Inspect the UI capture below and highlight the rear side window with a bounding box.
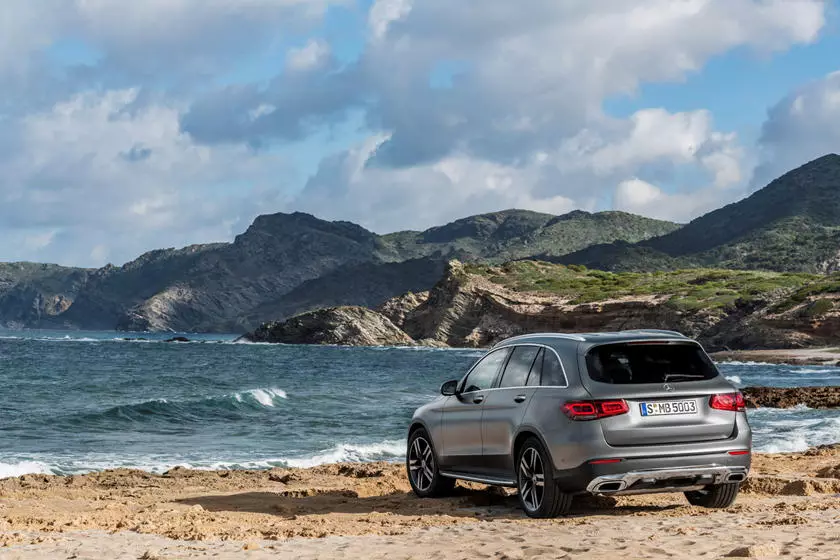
[586,343,718,384]
[540,350,567,386]
[462,348,511,393]
[526,348,544,386]
[499,346,540,388]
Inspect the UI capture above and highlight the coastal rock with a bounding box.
[377,291,429,327]
[742,386,840,409]
[244,306,414,346]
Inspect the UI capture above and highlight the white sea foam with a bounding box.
[0,439,408,477]
[795,368,837,374]
[235,387,287,407]
[282,439,406,468]
[0,460,54,479]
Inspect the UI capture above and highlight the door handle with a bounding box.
[514,395,527,403]
[472,395,485,404]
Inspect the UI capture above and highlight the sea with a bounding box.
[0,330,838,479]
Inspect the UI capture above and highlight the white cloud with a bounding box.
[286,39,331,71]
[294,135,577,233]
[0,0,833,266]
[0,89,290,266]
[753,70,840,186]
[295,106,744,230]
[613,178,726,222]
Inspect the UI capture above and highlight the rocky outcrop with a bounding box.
[377,291,429,327]
[243,306,415,346]
[742,386,840,409]
[377,261,840,350]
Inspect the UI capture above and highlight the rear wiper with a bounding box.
[663,373,706,381]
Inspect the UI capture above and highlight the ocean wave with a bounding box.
[0,460,54,478]
[282,440,405,468]
[751,410,839,453]
[0,439,407,478]
[65,387,289,427]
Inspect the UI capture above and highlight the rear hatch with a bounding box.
[579,341,737,446]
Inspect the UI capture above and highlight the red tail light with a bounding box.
[709,392,746,412]
[563,399,629,420]
[728,450,750,456]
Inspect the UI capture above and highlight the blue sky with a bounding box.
[1,0,839,267]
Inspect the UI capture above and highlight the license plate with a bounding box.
[640,400,697,416]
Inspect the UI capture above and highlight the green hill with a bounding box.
[560,154,840,272]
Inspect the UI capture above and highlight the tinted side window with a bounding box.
[499,346,540,388]
[525,348,544,386]
[462,348,510,393]
[541,350,567,386]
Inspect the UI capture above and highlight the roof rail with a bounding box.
[621,329,687,338]
[494,332,587,347]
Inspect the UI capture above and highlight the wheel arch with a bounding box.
[513,427,551,466]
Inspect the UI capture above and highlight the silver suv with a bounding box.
[406,330,751,518]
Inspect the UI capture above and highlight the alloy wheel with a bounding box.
[519,446,545,512]
[408,436,436,492]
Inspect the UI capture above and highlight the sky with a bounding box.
[2,0,840,268]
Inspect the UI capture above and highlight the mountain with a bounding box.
[560,154,840,272]
[379,209,679,263]
[0,209,675,332]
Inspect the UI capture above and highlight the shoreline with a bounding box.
[710,347,840,366]
[1,446,839,558]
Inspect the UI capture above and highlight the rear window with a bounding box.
[585,342,718,384]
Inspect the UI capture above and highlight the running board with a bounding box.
[439,470,517,487]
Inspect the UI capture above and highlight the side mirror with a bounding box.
[440,379,459,396]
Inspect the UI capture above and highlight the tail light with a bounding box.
[709,392,746,412]
[563,399,629,420]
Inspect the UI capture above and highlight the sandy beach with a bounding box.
[1,446,838,559]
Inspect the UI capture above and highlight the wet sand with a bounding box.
[1,446,839,559]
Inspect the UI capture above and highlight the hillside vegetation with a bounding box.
[468,261,840,314]
[560,154,840,273]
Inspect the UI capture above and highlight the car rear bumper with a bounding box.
[586,464,748,495]
[552,450,751,494]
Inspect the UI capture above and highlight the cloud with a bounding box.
[294,135,577,233]
[286,39,332,71]
[0,89,290,266]
[0,0,832,266]
[295,107,743,231]
[178,0,821,229]
[753,70,840,186]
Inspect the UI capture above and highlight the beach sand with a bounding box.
[1,446,839,559]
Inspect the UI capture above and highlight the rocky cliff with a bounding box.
[283,259,840,350]
[242,306,415,346]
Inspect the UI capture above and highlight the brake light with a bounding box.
[563,399,629,420]
[709,392,746,412]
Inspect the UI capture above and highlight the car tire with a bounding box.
[406,428,456,498]
[684,482,740,508]
[516,437,572,518]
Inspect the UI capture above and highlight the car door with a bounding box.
[438,347,511,473]
[481,345,543,477]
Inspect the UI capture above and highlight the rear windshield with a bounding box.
[585,342,718,384]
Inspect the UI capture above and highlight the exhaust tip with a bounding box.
[726,473,746,483]
[594,481,625,493]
